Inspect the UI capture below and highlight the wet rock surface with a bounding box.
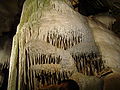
[0,0,120,90]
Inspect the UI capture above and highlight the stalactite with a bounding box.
[7,0,107,90]
[71,51,104,75]
[25,48,74,87]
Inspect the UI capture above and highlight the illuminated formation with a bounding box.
[8,0,104,90]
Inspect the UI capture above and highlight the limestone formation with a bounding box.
[88,15,120,72]
[8,0,105,90]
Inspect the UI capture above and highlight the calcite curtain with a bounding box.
[8,0,104,90]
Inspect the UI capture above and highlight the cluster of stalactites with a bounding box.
[24,48,72,89]
[23,24,94,51]
[72,52,104,75]
[28,70,70,90]
[0,63,9,71]
[46,32,83,50]
[34,70,70,86]
[25,48,62,66]
[14,0,105,90]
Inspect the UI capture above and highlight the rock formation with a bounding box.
[88,14,120,90]
[8,0,104,90]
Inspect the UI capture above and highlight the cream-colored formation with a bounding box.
[88,15,120,72]
[8,0,104,90]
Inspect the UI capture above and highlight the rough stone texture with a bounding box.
[0,0,119,90]
[87,14,120,90]
[88,15,120,72]
[8,0,103,90]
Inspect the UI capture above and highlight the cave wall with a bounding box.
[0,0,120,90]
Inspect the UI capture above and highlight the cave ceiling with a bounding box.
[0,0,120,38]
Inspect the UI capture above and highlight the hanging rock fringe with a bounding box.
[24,40,76,89]
[8,0,105,90]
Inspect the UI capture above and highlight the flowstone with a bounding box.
[8,0,104,90]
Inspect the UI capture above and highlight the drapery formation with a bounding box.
[8,0,104,90]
